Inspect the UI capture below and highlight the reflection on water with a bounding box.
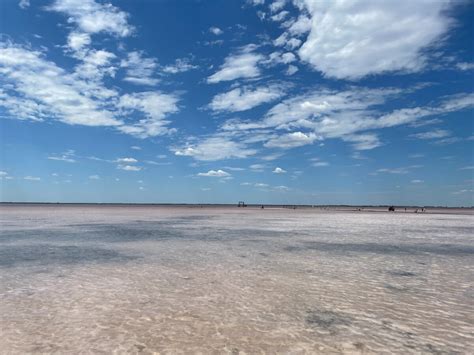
[0,206,473,354]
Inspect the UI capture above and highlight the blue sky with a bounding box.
[0,0,473,205]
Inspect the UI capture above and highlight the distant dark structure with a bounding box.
[237,201,247,207]
[388,206,395,212]
[261,205,264,209]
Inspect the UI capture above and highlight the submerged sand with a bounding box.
[0,205,473,354]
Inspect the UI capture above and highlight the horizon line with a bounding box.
[1,202,472,209]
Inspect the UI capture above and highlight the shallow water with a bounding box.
[0,205,473,354]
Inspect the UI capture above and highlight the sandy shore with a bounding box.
[0,205,473,353]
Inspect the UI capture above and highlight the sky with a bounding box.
[0,0,473,206]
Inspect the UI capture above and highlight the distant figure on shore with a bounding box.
[388,206,395,212]
[261,205,264,209]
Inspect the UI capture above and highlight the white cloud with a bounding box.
[286,15,312,36]
[377,168,409,175]
[162,58,197,74]
[209,27,223,35]
[0,171,13,180]
[410,129,451,140]
[261,152,283,161]
[144,160,171,166]
[250,164,266,172]
[48,0,133,37]
[296,0,453,79]
[0,42,180,138]
[255,182,269,187]
[74,49,116,81]
[121,51,159,86]
[273,167,286,173]
[270,11,289,22]
[263,88,397,131]
[376,165,422,174]
[273,33,302,50]
[116,157,138,163]
[264,51,296,66]
[286,65,298,75]
[460,166,474,170]
[208,84,286,113]
[342,134,382,150]
[117,92,179,138]
[66,31,91,52]
[19,0,30,9]
[207,45,263,83]
[117,164,142,171]
[312,161,329,167]
[0,43,121,126]
[197,169,230,177]
[265,132,319,148]
[217,87,473,153]
[456,62,474,71]
[131,146,141,150]
[24,176,40,181]
[269,0,286,13]
[273,33,289,47]
[47,149,76,163]
[411,179,424,184]
[248,0,265,6]
[88,175,100,179]
[203,39,224,46]
[452,189,474,195]
[173,137,257,161]
[409,153,425,159]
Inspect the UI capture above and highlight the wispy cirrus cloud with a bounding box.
[173,136,257,161]
[207,45,263,83]
[0,43,121,127]
[208,84,286,113]
[217,87,473,152]
[48,150,77,163]
[117,92,179,138]
[265,131,320,149]
[120,51,159,86]
[410,129,451,140]
[47,0,134,37]
[375,165,423,174]
[0,42,180,139]
[162,58,197,74]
